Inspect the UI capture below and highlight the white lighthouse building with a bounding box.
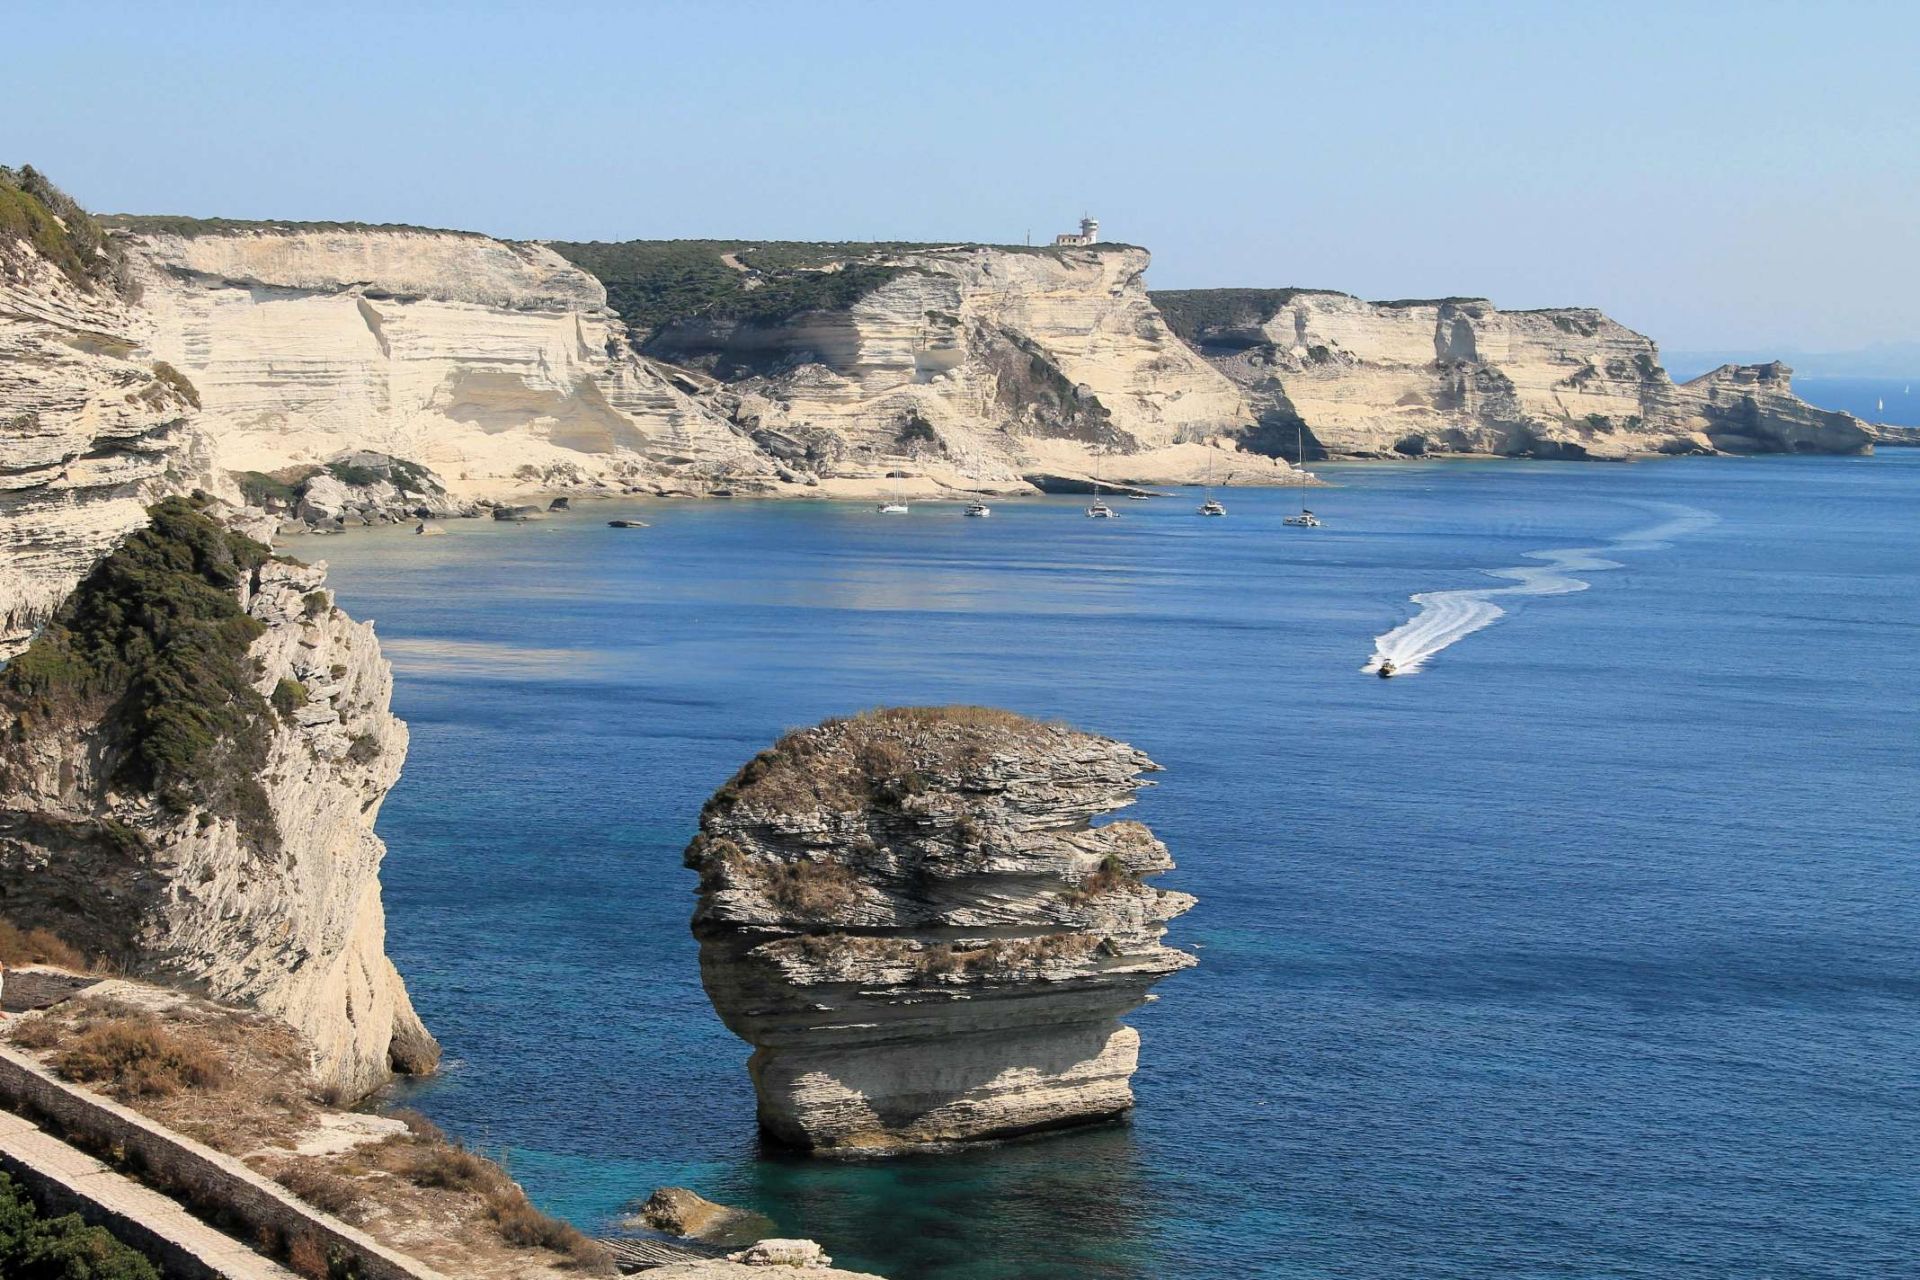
[1053,215,1100,247]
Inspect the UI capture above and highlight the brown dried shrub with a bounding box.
[274,1163,365,1220]
[6,1016,63,1050]
[404,1139,504,1193]
[0,919,88,969]
[483,1186,612,1269]
[760,859,861,918]
[54,1018,228,1098]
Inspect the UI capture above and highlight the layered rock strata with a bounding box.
[1154,288,1875,459]
[685,707,1194,1151]
[1,198,208,657]
[126,227,771,496]
[1677,361,1876,453]
[635,245,1279,491]
[0,500,438,1097]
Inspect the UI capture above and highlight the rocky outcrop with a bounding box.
[581,242,1286,492]
[685,707,1193,1152]
[1675,361,1875,454]
[631,1187,775,1247]
[1,182,209,658]
[0,499,437,1097]
[125,226,772,498]
[235,451,479,534]
[1155,288,1874,459]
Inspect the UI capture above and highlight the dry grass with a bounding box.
[54,1017,229,1099]
[14,995,316,1151]
[760,859,862,918]
[1062,854,1139,905]
[10,989,608,1278]
[707,705,1064,819]
[284,1233,330,1279]
[0,919,89,968]
[274,1163,366,1221]
[353,1128,613,1272]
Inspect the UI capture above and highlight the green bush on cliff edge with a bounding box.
[2,496,281,847]
[0,1170,160,1280]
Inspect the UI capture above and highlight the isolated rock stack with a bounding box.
[685,706,1195,1151]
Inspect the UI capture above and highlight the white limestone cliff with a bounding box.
[1,218,208,657]
[4,183,436,1098]
[0,517,438,1097]
[128,228,770,497]
[686,707,1194,1152]
[645,245,1284,492]
[1155,289,1875,459]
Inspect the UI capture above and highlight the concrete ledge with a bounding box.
[0,1111,297,1279]
[0,1045,448,1280]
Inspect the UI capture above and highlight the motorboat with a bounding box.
[964,502,991,518]
[1377,659,1398,679]
[877,503,910,514]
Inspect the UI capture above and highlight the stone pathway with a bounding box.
[1,968,99,1013]
[0,1109,299,1279]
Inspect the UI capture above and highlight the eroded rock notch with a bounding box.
[685,706,1194,1152]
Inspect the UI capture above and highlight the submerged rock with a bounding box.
[632,1186,775,1246]
[685,706,1195,1152]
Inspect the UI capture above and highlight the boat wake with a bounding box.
[1364,503,1716,676]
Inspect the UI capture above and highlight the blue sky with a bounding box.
[7,1,1915,351]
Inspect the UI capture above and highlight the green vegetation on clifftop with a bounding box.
[0,165,132,296]
[2,497,281,845]
[552,238,1140,338]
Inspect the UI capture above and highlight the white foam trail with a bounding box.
[1365,502,1716,676]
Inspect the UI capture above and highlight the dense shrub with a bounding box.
[0,920,87,969]
[274,1165,365,1220]
[1,497,280,845]
[0,1170,160,1280]
[483,1187,609,1269]
[271,679,309,723]
[147,361,201,409]
[0,165,130,297]
[54,1017,229,1098]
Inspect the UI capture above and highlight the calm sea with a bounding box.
[315,453,1920,1280]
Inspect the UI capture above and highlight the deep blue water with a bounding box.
[1770,376,1920,427]
[314,455,1920,1280]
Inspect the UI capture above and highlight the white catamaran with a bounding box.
[1282,426,1321,527]
[1197,449,1226,517]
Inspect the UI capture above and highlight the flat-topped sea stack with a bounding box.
[685,706,1195,1151]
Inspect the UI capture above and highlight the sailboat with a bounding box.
[1086,455,1115,518]
[1281,425,1321,527]
[1197,449,1226,516]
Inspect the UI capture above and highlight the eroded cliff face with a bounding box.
[618,244,1283,491]
[686,707,1194,1151]
[1155,289,1874,459]
[1676,361,1874,453]
[0,500,437,1097]
[128,227,771,497]
[1,207,208,657]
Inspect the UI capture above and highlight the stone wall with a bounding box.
[0,1045,446,1280]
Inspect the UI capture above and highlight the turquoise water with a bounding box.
[315,455,1920,1280]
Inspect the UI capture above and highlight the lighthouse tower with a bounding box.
[1052,215,1101,247]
